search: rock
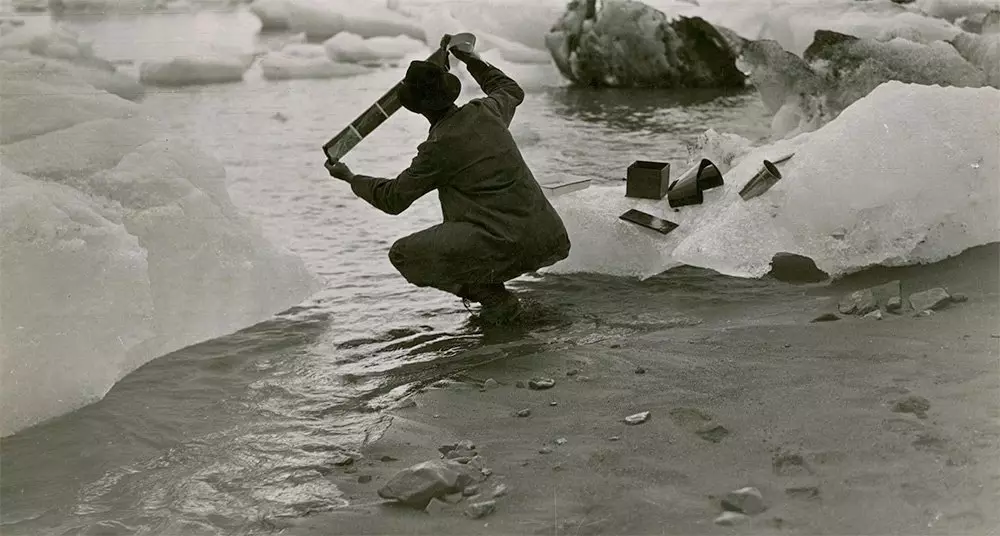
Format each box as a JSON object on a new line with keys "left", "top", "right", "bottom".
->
{"left": 544, "top": 0, "right": 746, "bottom": 88}
{"left": 482, "top": 378, "right": 499, "bottom": 390}
{"left": 445, "top": 449, "right": 476, "bottom": 460}
{"left": 634, "top": 367, "right": 646, "bottom": 374}
{"left": 696, "top": 424, "right": 730, "bottom": 443}
{"left": 839, "top": 288, "right": 878, "bottom": 315}
{"left": 609, "top": 436, "right": 621, "bottom": 441}
{"left": 892, "top": 395, "right": 931, "bottom": 419}
{"left": 864, "top": 309, "right": 883, "bottom": 320}
{"left": 549, "top": 401, "right": 558, "bottom": 406}
{"left": 481, "top": 468, "right": 493, "bottom": 477}
{"left": 357, "top": 474, "right": 372, "bottom": 484}
{"left": 624, "top": 411, "right": 651, "bottom": 425}
{"left": 529, "top": 378, "right": 556, "bottom": 390}
{"left": 539, "top": 446, "right": 553, "bottom": 454}
{"left": 463, "top": 485, "right": 479, "bottom": 497}
{"left": 492, "top": 483, "right": 509, "bottom": 497}
{"left": 515, "top": 380, "right": 526, "bottom": 389}
{"left": 767, "top": 252, "right": 830, "bottom": 283}
{"left": 722, "top": 487, "right": 766, "bottom": 515}
{"left": 380, "top": 455, "right": 398, "bottom": 462}
{"left": 566, "top": 369, "right": 579, "bottom": 376}
{"left": 377, "top": 460, "right": 479, "bottom": 509}
{"left": 333, "top": 455, "right": 354, "bottom": 467}
{"left": 714, "top": 511, "right": 750, "bottom": 526}
{"left": 516, "top": 409, "right": 532, "bottom": 418}
{"left": 910, "top": 288, "right": 953, "bottom": 312}
{"left": 555, "top": 438, "right": 567, "bottom": 445}
{"left": 464, "top": 500, "right": 496, "bottom": 519}
{"left": 810, "top": 313, "right": 840, "bottom": 323}
{"left": 950, "top": 293, "right": 969, "bottom": 303}
{"left": 887, "top": 296, "right": 902, "bottom": 312}
{"left": 576, "top": 375, "right": 592, "bottom": 382}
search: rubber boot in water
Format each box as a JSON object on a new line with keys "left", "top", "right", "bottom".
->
{"left": 479, "top": 288, "right": 522, "bottom": 326}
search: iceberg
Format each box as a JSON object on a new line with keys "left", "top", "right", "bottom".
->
{"left": 139, "top": 53, "right": 254, "bottom": 87}
{"left": 950, "top": 30, "right": 1000, "bottom": 86}
{"left": 738, "top": 30, "right": 989, "bottom": 138}
{"left": 249, "top": 0, "right": 292, "bottom": 31}
{"left": 260, "top": 43, "right": 372, "bottom": 79}
{"left": 284, "top": 0, "right": 425, "bottom": 42}
{"left": 0, "top": 56, "right": 321, "bottom": 438}
{"left": 0, "top": 24, "right": 144, "bottom": 101}
{"left": 322, "top": 32, "right": 426, "bottom": 64}
{"left": 546, "top": 82, "right": 999, "bottom": 280}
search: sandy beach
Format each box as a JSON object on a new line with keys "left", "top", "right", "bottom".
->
{"left": 281, "top": 245, "right": 999, "bottom": 535}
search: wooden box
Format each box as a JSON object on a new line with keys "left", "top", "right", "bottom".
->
{"left": 625, "top": 160, "right": 671, "bottom": 200}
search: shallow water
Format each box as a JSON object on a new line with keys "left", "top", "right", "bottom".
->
{"left": 0, "top": 8, "right": 790, "bottom": 535}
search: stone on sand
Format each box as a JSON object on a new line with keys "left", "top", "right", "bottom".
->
{"left": 714, "top": 511, "right": 750, "bottom": 526}
{"left": 624, "top": 411, "right": 651, "bottom": 425}
{"left": 810, "top": 313, "right": 840, "bottom": 323}
{"left": 887, "top": 296, "right": 902, "bottom": 312}
{"left": 516, "top": 408, "right": 531, "bottom": 418}
{"left": 839, "top": 288, "right": 878, "bottom": 315}
{"left": 464, "top": 499, "right": 496, "bottom": 519}
{"left": 722, "top": 487, "right": 766, "bottom": 515}
{"left": 892, "top": 395, "right": 931, "bottom": 419}
{"left": 909, "top": 288, "right": 952, "bottom": 312}
{"left": 482, "top": 378, "right": 498, "bottom": 390}
{"left": 529, "top": 378, "right": 555, "bottom": 390}
{"left": 377, "top": 460, "right": 479, "bottom": 509}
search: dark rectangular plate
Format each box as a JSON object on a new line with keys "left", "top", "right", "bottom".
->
{"left": 619, "top": 209, "right": 679, "bottom": 235}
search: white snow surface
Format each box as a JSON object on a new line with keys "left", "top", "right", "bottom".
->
{"left": 139, "top": 53, "right": 254, "bottom": 86}
{"left": 0, "top": 56, "right": 321, "bottom": 437}
{"left": 546, "top": 82, "right": 1000, "bottom": 280}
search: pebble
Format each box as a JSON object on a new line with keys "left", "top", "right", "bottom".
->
{"left": 810, "top": 313, "right": 840, "bottom": 323}
{"left": 554, "top": 438, "right": 567, "bottom": 445}
{"left": 909, "top": 288, "right": 952, "bottom": 312}
{"left": 515, "top": 380, "right": 526, "bottom": 389}
{"left": 516, "top": 409, "right": 532, "bottom": 418}
{"left": 529, "top": 378, "right": 556, "bottom": 390}
{"left": 951, "top": 292, "right": 968, "bottom": 303}
{"left": 624, "top": 411, "right": 651, "bottom": 425}
{"left": 722, "top": 487, "right": 766, "bottom": 515}
{"left": 696, "top": 424, "right": 730, "bottom": 443}
{"left": 539, "top": 446, "right": 553, "bottom": 454}
{"left": 357, "top": 475, "right": 372, "bottom": 484}
{"left": 462, "top": 485, "right": 479, "bottom": 497}
{"left": 576, "top": 375, "right": 592, "bottom": 382}
{"left": 549, "top": 401, "right": 558, "bottom": 406}
{"left": 380, "top": 455, "right": 398, "bottom": 462}
{"left": 481, "top": 468, "right": 493, "bottom": 477}
{"left": 566, "top": 369, "right": 579, "bottom": 376}
{"left": 609, "top": 436, "right": 621, "bottom": 441}
{"left": 785, "top": 486, "right": 820, "bottom": 499}
{"left": 634, "top": 367, "right": 646, "bottom": 374}
{"left": 492, "top": 483, "right": 509, "bottom": 497}
{"left": 915, "top": 309, "right": 934, "bottom": 317}
{"left": 482, "top": 378, "right": 499, "bottom": 390}
{"left": 714, "top": 511, "right": 750, "bottom": 526}
{"left": 886, "top": 296, "right": 902, "bottom": 312}
{"left": 464, "top": 500, "right": 496, "bottom": 519}
{"left": 864, "top": 309, "right": 883, "bottom": 320}
{"left": 333, "top": 455, "right": 354, "bottom": 467}
{"left": 892, "top": 395, "right": 931, "bottom": 419}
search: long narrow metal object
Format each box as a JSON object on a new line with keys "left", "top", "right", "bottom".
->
{"left": 322, "top": 33, "right": 475, "bottom": 164}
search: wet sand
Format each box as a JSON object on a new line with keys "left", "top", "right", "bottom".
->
{"left": 287, "top": 245, "right": 999, "bottom": 535}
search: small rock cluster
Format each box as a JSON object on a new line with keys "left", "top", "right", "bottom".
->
{"left": 377, "top": 439, "right": 506, "bottom": 519}
{"left": 812, "top": 281, "right": 969, "bottom": 322}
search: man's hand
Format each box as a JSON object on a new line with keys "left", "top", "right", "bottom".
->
{"left": 325, "top": 160, "right": 354, "bottom": 182}
{"left": 442, "top": 33, "right": 480, "bottom": 63}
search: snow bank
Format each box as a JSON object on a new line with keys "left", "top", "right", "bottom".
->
{"left": 259, "top": 43, "right": 372, "bottom": 79}
{"left": 139, "top": 53, "right": 253, "bottom": 87}
{"left": 0, "top": 24, "right": 144, "bottom": 100}
{"left": 546, "top": 82, "right": 999, "bottom": 280}
{"left": 0, "top": 57, "right": 321, "bottom": 437}
{"left": 284, "top": 0, "right": 425, "bottom": 42}
{"left": 322, "top": 32, "right": 426, "bottom": 64}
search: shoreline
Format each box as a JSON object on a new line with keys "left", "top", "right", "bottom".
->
{"left": 285, "top": 246, "right": 1000, "bottom": 535}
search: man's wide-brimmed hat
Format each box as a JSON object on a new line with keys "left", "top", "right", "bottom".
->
{"left": 398, "top": 60, "right": 461, "bottom": 113}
